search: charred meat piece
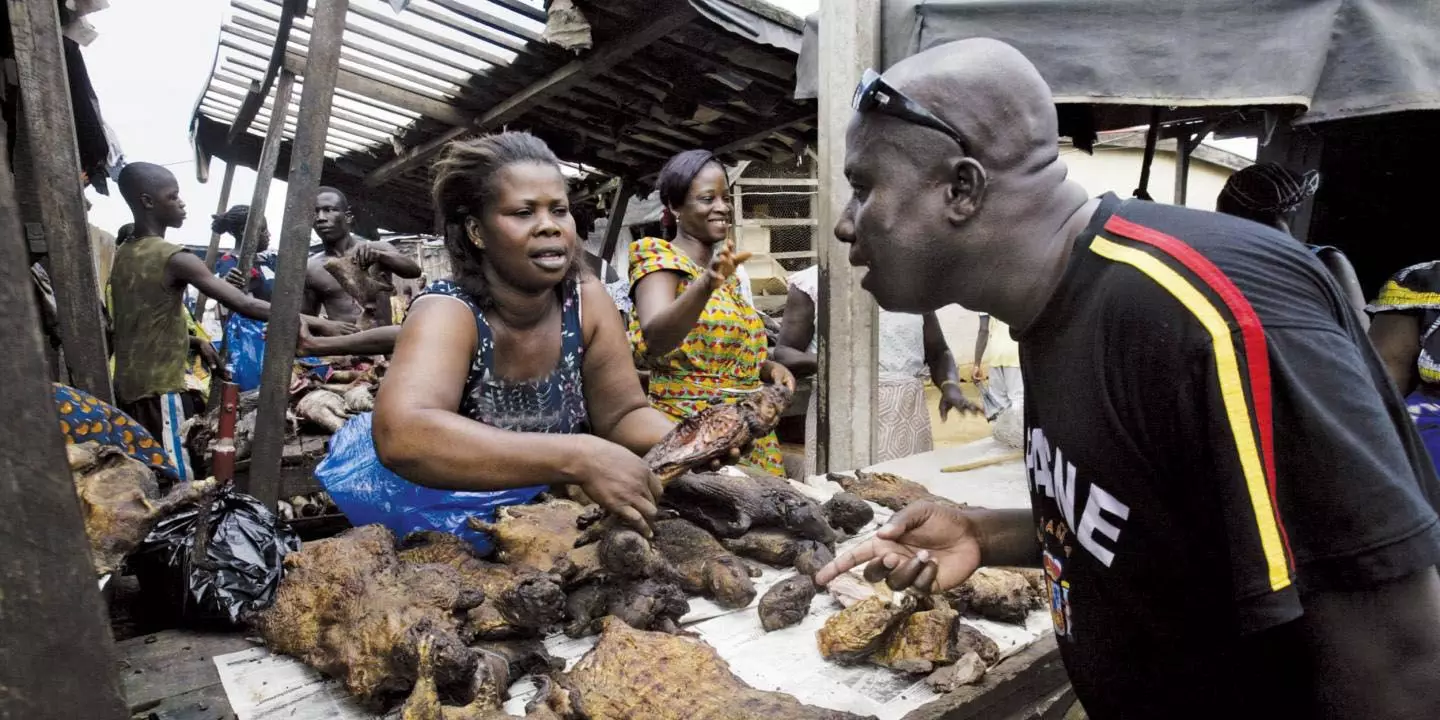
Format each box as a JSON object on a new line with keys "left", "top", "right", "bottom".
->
{"left": 758, "top": 575, "right": 816, "bottom": 631}
{"left": 257, "top": 525, "right": 477, "bottom": 706}
{"left": 664, "top": 472, "right": 834, "bottom": 543}
{"left": 324, "top": 251, "right": 394, "bottom": 329}
{"left": 398, "top": 531, "right": 566, "bottom": 639}
{"left": 644, "top": 384, "right": 792, "bottom": 485}
{"left": 70, "top": 443, "right": 223, "bottom": 576}
{"left": 468, "top": 500, "right": 601, "bottom": 584}
{"left": 721, "top": 531, "right": 832, "bottom": 577}
{"left": 563, "top": 578, "right": 691, "bottom": 638}
{"left": 870, "top": 606, "right": 959, "bottom": 674}
{"left": 945, "top": 567, "right": 1039, "bottom": 624}
{"left": 816, "top": 593, "right": 917, "bottom": 664}
{"left": 828, "top": 471, "right": 961, "bottom": 512}
{"left": 953, "top": 622, "right": 1000, "bottom": 666}
{"left": 652, "top": 518, "right": 757, "bottom": 608}
{"left": 925, "top": 652, "right": 986, "bottom": 693}
{"left": 569, "top": 618, "right": 873, "bottom": 719}
{"left": 822, "top": 492, "right": 874, "bottom": 535}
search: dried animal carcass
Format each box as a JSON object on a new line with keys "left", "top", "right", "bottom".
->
{"left": 815, "top": 593, "right": 917, "bottom": 664}
{"left": 870, "top": 606, "right": 960, "bottom": 674}
{"left": 644, "top": 384, "right": 793, "bottom": 485}
{"left": 829, "top": 470, "right": 960, "bottom": 512}
{"left": 257, "top": 525, "right": 483, "bottom": 706}
{"left": 925, "top": 652, "right": 987, "bottom": 693}
{"left": 467, "top": 499, "right": 601, "bottom": 584}
{"left": 568, "top": 618, "right": 873, "bottom": 719}
{"left": 952, "top": 622, "right": 1000, "bottom": 666}
{"left": 295, "top": 389, "right": 350, "bottom": 433}
{"left": 398, "top": 531, "right": 566, "bottom": 640}
{"left": 721, "top": 530, "right": 834, "bottom": 577}
{"left": 822, "top": 492, "right": 874, "bottom": 535}
{"left": 663, "top": 472, "right": 834, "bottom": 544}
{"left": 184, "top": 389, "right": 260, "bottom": 467}
{"left": 399, "top": 637, "right": 574, "bottom": 720}
{"left": 69, "top": 442, "right": 222, "bottom": 576}
{"left": 651, "top": 517, "right": 757, "bottom": 608}
{"left": 945, "top": 567, "right": 1041, "bottom": 624}
{"left": 325, "top": 250, "right": 395, "bottom": 330}
{"left": 564, "top": 577, "right": 691, "bottom": 638}
{"left": 758, "top": 575, "right": 816, "bottom": 631}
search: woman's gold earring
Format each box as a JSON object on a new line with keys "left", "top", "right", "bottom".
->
{"left": 465, "top": 219, "right": 485, "bottom": 250}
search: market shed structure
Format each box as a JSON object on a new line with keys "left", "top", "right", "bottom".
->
{"left": 190, "top": 0, "right": 816, "bottom": 235}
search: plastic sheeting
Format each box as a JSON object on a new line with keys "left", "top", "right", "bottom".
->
{"left": 794, "top": 0, "right": 1440, "bottom": 125}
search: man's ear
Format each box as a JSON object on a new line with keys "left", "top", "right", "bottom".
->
{"left": 944, "top": 157, "right": 987, "bottom": 224}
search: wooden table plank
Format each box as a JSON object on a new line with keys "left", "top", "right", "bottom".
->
{"left": 117, "top": 630, "right": 255, "bottom": 716}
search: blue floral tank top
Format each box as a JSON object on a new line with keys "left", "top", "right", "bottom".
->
{"left": 418, "top": 279, "right": 589, "bottom": 435}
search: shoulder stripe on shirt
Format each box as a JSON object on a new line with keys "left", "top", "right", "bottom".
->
{"left": 1091, "top": 215, "right": 1294, "bottom": 593}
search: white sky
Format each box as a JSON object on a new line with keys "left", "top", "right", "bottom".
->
{"left": 79, "top": 0, "right": 1247, "bottom": 247}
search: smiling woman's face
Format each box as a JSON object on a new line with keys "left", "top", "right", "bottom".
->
{"left": 475, "top": 161, "right": 577, "bottom": 293}
{"left": 674, "top": 162, "right": 731, "bottom": 245}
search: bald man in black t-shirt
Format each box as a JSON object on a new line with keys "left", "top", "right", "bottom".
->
{"left": 816, "top": 39, "right": 1440, "bottom": 719}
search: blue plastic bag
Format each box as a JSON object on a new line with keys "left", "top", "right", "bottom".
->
{"left": 314, "top": 412, "right": 545, "bottom": 554}
{"left": 223, "top": 314, "right": 268, "bottom": 391}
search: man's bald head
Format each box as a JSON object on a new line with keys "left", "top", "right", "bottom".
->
{"left": 834, "top": 39, "right": 1086, "bottom": 317}
{"left": 118, "top": 162, "right": 187, "bottom": 229}
{"left": 883, "top": 38, "right": 1059, "bottom": 172}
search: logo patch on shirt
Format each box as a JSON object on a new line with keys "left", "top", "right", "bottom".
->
{"left": 1043, "top": 549, "right": 1073, "bottom": 637}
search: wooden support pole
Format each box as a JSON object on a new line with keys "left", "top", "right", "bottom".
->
{"left": 815, "top": 0, "right": 879, "bottom": 473}
{"left": 195, "top": 161, "right": 238, "bottom": 323}
{"left": 0, "top": 114, "right": 128, "bottom": 720}
{"left": 1173, "top": 134, "right": 1193, "bottom": 206}
{"left": 9, "top": 0, "right": 113, "bottom": 403}
{"left": 598, "top": 178, "right": 634, "bottom": 266}
{"left": 248, "top": 0, "right": 349, "bottom": 510}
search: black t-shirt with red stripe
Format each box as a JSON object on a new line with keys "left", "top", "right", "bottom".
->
{"left": 1017, "top": 193, "right": 1440, "bottom": 718}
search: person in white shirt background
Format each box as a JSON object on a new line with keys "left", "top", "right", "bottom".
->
{"left": 775, "top": 264, "right": 979, "bottom": 476}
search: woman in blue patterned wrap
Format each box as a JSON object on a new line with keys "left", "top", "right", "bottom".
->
{"left": 373, "top": 132, "right": 737, "bottom": 537}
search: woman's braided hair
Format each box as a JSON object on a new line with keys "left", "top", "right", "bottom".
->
{"left": 211, "top": 204, "right": 251, "bottom": 238}
{"left": 432, "top": 131, "right": 574, "bottom": 306}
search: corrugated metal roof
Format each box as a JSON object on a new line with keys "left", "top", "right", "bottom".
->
{"left": 191, "top": 0, "right": 814, "bottom": 234}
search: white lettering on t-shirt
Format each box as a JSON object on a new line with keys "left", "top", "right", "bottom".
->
{"left": 1028, "top": 426, "right": 1131, "bottom": 568}
{"left": 1028, "top": 427, "right": 1054, "bottom": 498}
{"left": 1077, "top": 483, "right": 1131, "bottom": 568}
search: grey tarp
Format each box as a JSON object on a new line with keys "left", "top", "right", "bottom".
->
{"left": 794, "top": 0, "right": 1440, "bottom": 125}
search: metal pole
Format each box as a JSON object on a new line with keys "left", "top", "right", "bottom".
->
{"left": 9, "top": 0, "right": 113, "bottom": 403}
{"left": 0, "top": 113, "right": 128, "bottom": 720}
{"left": 1173, "top": 134, "right": 1193, "bottom": 206}
{"left": 248, "top": 0, "right": 349, "bottom": 509}
{"left": 815, "top": 0, "right": 879, "bottom": 473}
{"left": 195, "top": 161, "right": 237, "bottom": 322}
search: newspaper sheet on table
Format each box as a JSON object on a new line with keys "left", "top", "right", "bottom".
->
{"left": 215, "top": 440, "right": 1049, "bottom": 719}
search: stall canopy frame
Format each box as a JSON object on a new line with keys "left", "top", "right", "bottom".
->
{"left": 191, "top": 0, "right": 816, "bottom": 234}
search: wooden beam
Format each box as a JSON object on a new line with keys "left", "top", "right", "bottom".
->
{"left": 712, "top": 109, "right": 816, "bottom": 156}
{"left": 599, "top": 178, "right": 635, "bottom": 265}
{"left": 194, "top": 161, "right": 238, "bottom": 323}
{"left": 365, "top": 4, "right": 700, "bottom": 189}
{"left": 226, "top": 0, "right": 296, "bottom": 145}
{"left": 815, "top": 0, "right": 879, "bottom": 472}
{"left": 9, "top": 0, "right": 113, "bottom": 403}
{"left": 248, "top": 2, "right": 348, "bottom": 511}
{"left": 0, "top": 99, "right": 128, "bottom": 720}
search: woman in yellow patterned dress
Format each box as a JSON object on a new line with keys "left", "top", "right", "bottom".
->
{"left": 629, "top": 150, "right": 795, "bottom": 474}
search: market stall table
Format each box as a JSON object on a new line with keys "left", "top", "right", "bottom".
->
{"left": 114, "top": 438, "right": 1067, "bottom": 719}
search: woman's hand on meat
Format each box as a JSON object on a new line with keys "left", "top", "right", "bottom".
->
{"left": 575, "top": 436, "right": 663, "bottom": 536}
{"left": 762, "top": 361, "right": 796, "bottom": 392}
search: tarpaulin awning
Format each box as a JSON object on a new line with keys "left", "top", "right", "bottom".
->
{"left": 794, "top": 0, "right": 1440, "bottom": 126}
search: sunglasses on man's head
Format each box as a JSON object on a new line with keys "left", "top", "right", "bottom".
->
{"left": 852, "top": 68, "right": 970, "bottom": 156}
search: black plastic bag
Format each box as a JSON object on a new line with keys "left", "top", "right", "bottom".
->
{"left": 132, "top": 489, "right": 300, "bottom": 626}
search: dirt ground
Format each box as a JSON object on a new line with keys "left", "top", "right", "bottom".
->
{"left": 924, "top": 382, "right": 993, "bottom": 447}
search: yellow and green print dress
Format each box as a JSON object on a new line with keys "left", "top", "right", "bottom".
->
{"left": 628, "top": 236, "right": 784, "bottom": 475}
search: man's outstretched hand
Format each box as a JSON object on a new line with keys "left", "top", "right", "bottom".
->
{"left": 814, "top": 500, "right": 983, "bottom": 594}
